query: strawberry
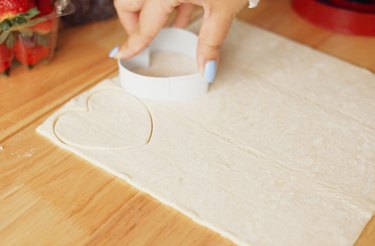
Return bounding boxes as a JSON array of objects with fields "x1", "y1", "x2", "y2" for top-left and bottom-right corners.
[
  {"x1": 35, "y1": 0, "x2": 54, "y2": 17},
  {"x1": 31, "y1": 0, "x2": 55, "y2": 34},
  {"x1": 14, "y1": 38, "x2": 50, "y2": 66},
  {"x1": 0, "y1": 44, "x2": 13, "y2": 74},
  {"x1": 0, "y1": 0, "x2": 36, "y2": 22},
  {"x1": 31, "y1": 18, "x2": 55, "y2": 34}
]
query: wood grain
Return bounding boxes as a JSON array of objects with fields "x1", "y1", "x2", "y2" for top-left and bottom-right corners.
[{"x1": 1, "y1": 0, "x2": 374, "y2": 245}]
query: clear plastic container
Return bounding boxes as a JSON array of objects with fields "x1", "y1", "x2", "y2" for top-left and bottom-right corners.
[{"x1": 0, "y1": 0, "x2": 74, "y2": 75}]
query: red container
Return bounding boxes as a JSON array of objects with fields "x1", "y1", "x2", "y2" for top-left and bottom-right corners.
[
  {"x1": 329, "y1": 0, "x2": 375, "y2": 13},
  {"x1": 292, "y1": 0, "x2": 375, "y2": 36}
]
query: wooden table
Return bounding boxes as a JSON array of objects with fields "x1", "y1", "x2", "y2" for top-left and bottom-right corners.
[{"x1": 1, "y1": 0, "x2": 374, "y2": 245}]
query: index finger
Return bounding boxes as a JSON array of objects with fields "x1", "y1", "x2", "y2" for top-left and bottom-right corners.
[{"x1": 118, "y1": 0, "x2": 181, "y2": 59}]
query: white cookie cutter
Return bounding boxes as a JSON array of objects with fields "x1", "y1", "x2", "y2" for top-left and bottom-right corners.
[{"x1": 118, "y1": 28, "x2": 209, "y2": 101}]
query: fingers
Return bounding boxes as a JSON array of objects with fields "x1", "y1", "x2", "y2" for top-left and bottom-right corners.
[
  {"x1": 173, "y1": 3, "x2": 195, "y2": 28},
  {"x1": 197, "y1": 6, "x2": 234, "y2": 82},
  {"x1": 114, "y1": 0, "x2": 238, "y2": 84},
  {"x1": 114, "y1": 0, "x2": 144, "y2": 33},
  {"x1": 118, "y1": 0, "x2": 181, "y2": 59}
]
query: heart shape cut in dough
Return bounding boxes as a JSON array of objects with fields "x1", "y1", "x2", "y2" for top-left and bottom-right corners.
[{"x1": 53, "y1": 89, "x2": 153, "y2": 150}]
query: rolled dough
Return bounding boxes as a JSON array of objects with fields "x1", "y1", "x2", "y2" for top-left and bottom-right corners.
[
  {"x1": 37, "y1": 20, "x2": 375, "y2": 245},
  {"x1": 53, "y1": 89, "x2": 152, "y2": 150}
]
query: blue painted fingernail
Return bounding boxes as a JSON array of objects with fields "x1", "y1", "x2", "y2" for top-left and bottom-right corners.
[
  {"x1": 108, "y1": 46, "x2": 120, "y2": 58},
  {"x1": 204, "y1": 60, "x2": 217, "y2": 83}
]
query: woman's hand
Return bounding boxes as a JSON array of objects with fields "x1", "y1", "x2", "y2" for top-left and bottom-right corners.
[{"x1": 113, "y1": 0, "x2": 248, "y2": 82}]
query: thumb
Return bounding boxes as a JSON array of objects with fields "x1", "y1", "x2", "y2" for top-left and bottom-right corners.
[{"x1": 197, "y1": 9, "x2": 233, "y2": 83}]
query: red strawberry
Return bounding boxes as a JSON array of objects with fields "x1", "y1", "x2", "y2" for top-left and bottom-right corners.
[
  {"x1": 31, "y1": 0, "x2": 55, "y2": 34},
  {"x1": 14, "y1": 39, "x2": 50, "y2": 66},
  {"x1": 0, "y1": 44, "x2": 13, "y2": 74},
  {"x1": 36, "y1": 0, "x2": 54, "y2": 16},
  {"x1": 0, "y1": 0, "x2": 36, "y2": 22},
  {"x1": 31, "y1": 18, "x2": 56, "y2": 34}
]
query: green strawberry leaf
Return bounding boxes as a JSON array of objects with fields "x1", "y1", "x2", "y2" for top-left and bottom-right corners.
[
  {"x1": 23, "y1": 8, "x2": 40, "y2": 19},
  {"x1": 5, "y1": 33, "x2": 15, "y2": 48},
  {"x1": 0, "y1": 31, "x2": 10, "y2": 45},
  {"x1": 0, "y1": 20, "x2": 11, "y2": 32},
  {"x1": 13, "y1": 8, "x2": 40, "y2": 24},
  {"x1": 11, "y1": 16, "x2": 28, "y2": 26},
  {"x1": 0, "y1": 8, "x2": 40, "y2": 30}
]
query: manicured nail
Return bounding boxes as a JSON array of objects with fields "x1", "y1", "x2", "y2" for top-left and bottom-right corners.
[
  {"x1": 108, "y1": 46, "x2": 120, "y2": 59},
  {"x1": 204, "y1": 60, "x2": 217, "y2": 83}
]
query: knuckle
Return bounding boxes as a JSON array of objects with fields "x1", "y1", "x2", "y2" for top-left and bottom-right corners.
[
  {"x1": 159, "y1": 0, "x2": 180, "y2": 14},
  {"x1": 198, "y1": 37, "x2": 222, "y2": 56},
  {"x1": 200, "y1": 41, "x2": 221, "y2": 50},
  {"x1": 198, "y1": 35, "x2": 222, "y2": 49}
]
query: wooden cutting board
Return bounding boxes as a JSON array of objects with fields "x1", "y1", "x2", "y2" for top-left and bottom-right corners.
[{"x1": 1, "y1": 0, "x2": 374, "y2": 245}]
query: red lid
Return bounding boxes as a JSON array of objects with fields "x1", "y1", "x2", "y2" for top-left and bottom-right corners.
[
  {"x1": 292, "y1": 0, "x2": 375, "y2": 36},
  {"x1": 330, "y1": 0, "x2": 375, "y2": 13}
]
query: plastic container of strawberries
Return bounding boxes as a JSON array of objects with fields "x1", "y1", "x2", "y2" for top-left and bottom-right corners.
[{"x1": 0, "y1": 0, "x2": 74, "y2": 75}]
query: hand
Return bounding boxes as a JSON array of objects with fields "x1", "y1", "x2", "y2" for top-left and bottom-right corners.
[{"x1": 113, "y1": 0, "x2": 248, "y2": 82}]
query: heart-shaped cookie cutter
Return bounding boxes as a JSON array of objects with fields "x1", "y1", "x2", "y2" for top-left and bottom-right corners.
[{"x1": 118, "y1": 28, "x2": 209, "y2": 101}]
